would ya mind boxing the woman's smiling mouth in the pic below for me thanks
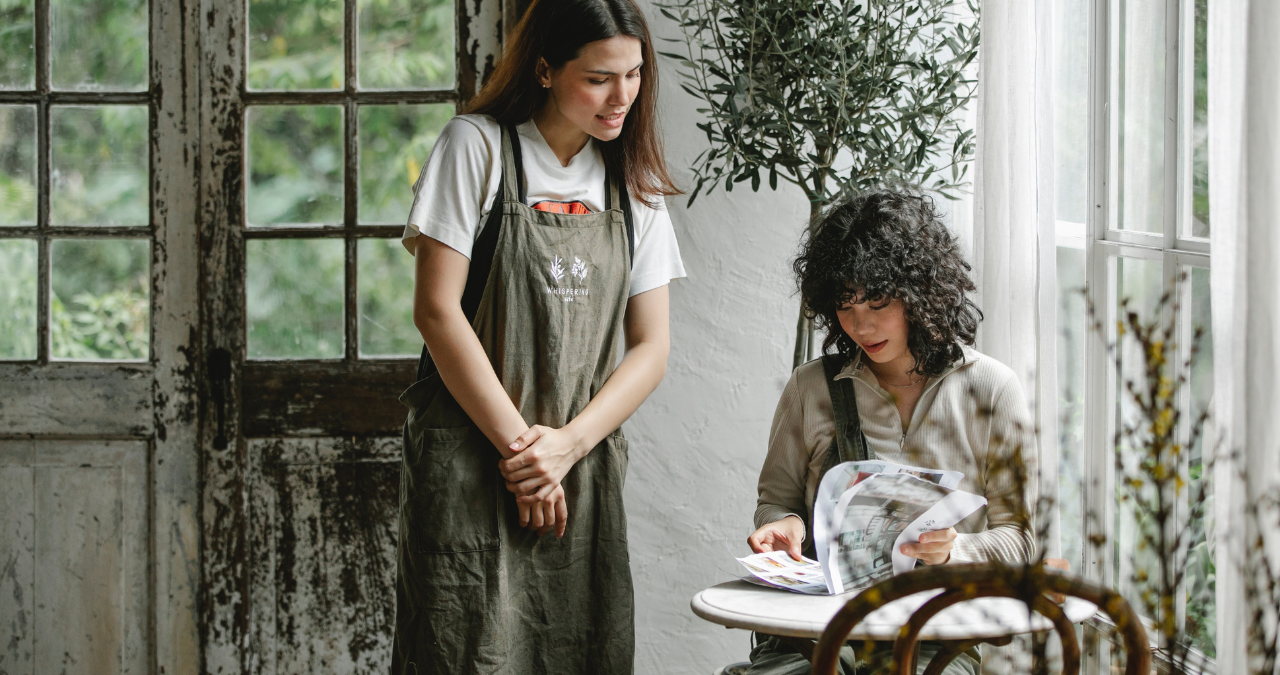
[597,111,626,127]
[862,340,888,354]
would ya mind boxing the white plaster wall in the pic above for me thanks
[622,3,815,672]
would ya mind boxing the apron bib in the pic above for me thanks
[393,124,635,675]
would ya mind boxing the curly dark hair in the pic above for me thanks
[793,189,982,378]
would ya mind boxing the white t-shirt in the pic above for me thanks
[402,115,686,297]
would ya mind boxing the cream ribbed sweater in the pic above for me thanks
[754,346,1038,564]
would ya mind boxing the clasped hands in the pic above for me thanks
[498,425,585,539]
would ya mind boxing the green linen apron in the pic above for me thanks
[393,124,635,675]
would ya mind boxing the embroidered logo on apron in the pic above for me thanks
[548,254,590,302]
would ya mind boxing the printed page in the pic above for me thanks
[812,460,965,589]
[825,473,983,594]
[888,489,989,574]
[736,550,830,595]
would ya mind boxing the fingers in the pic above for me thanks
[788,538,804,561]
[505,476,559,503]
[536,501,554,537]
[517,481,556,503]
[503,464,547,484]
[507,425,547,454]
[530,499,545,531]
[747,532,768,554]
[554,496,568,538]
[917,528,957,544]
[901,529,957,564]
[518,502,532,528]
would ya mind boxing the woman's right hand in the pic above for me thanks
[747,516,807,561]
[518,484,568,538]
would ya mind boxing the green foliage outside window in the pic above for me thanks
[1,0,453,361]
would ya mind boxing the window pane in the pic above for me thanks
[1113,256,1165,621]
[1188,0,1209,238]
[247,105,343,227]
[248,0,342,90]
[1184,266,1214,657]
[358,0,455,90]
[0,0,35,90]
[51,0,148,91]
[246,238,343,358]
[0,238,37,359]
[1115,0,1166,233]
[0,105,36,226]
[358,104,452,224]
[51,106,149,226]
[358,238,417,356]
[1054,0,1089,225]
[1056,245,1086,569]
[50,238,150,360]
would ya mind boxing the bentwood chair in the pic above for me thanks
[810,563,1152,675]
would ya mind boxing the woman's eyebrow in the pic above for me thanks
[586,62,645,75]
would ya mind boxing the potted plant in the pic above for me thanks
[656,0,980,366]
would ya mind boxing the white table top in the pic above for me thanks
[692,580,1097,641]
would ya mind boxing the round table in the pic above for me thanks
[693,579,1097,671]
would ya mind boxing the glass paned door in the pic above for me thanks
[0,1,201,673]
[198,0,500,671]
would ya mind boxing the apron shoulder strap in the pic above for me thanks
[604,166,636,268]
[415,123,517,381]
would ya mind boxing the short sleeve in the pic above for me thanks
[401,116,500,258]
[627,197,686,297]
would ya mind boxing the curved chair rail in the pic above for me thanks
[811,563,1150,675]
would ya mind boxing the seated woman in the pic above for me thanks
[745,190,1038,675]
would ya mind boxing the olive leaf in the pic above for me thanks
[657,0,980,365]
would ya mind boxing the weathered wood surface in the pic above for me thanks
[0,440,149,675]
[241,361,417,437]
[197,0,502,669]
[247,438,401,674]
[0,364,152,438]
[150,0,204,672]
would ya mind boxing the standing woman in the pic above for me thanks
[393,0,684,673]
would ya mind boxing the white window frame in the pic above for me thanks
[1059,0,1214,670]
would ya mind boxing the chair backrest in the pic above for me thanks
[810,563,1151,675]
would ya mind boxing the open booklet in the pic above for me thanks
[737,461,987,595]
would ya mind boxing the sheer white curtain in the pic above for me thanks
[971,0,1059,560]
[1209,0,1280,671]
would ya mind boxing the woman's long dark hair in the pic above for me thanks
[464,0,681,207]
[794,190,982,378]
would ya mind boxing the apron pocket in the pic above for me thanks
[403,425,501,553]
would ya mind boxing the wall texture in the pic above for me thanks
[623,4,815,672]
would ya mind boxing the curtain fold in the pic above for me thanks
[971,0,1060,561]
[1209,0,1280,671]
[970,1,1058,671]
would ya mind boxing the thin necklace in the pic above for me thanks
[881,376,925,389]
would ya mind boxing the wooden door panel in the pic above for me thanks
[241,361,415,438]
[0,440,149,675]
[0,364,153,437]
[247,438,400,674]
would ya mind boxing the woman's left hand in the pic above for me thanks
[900,527,957,565]
[499,425,584,502]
